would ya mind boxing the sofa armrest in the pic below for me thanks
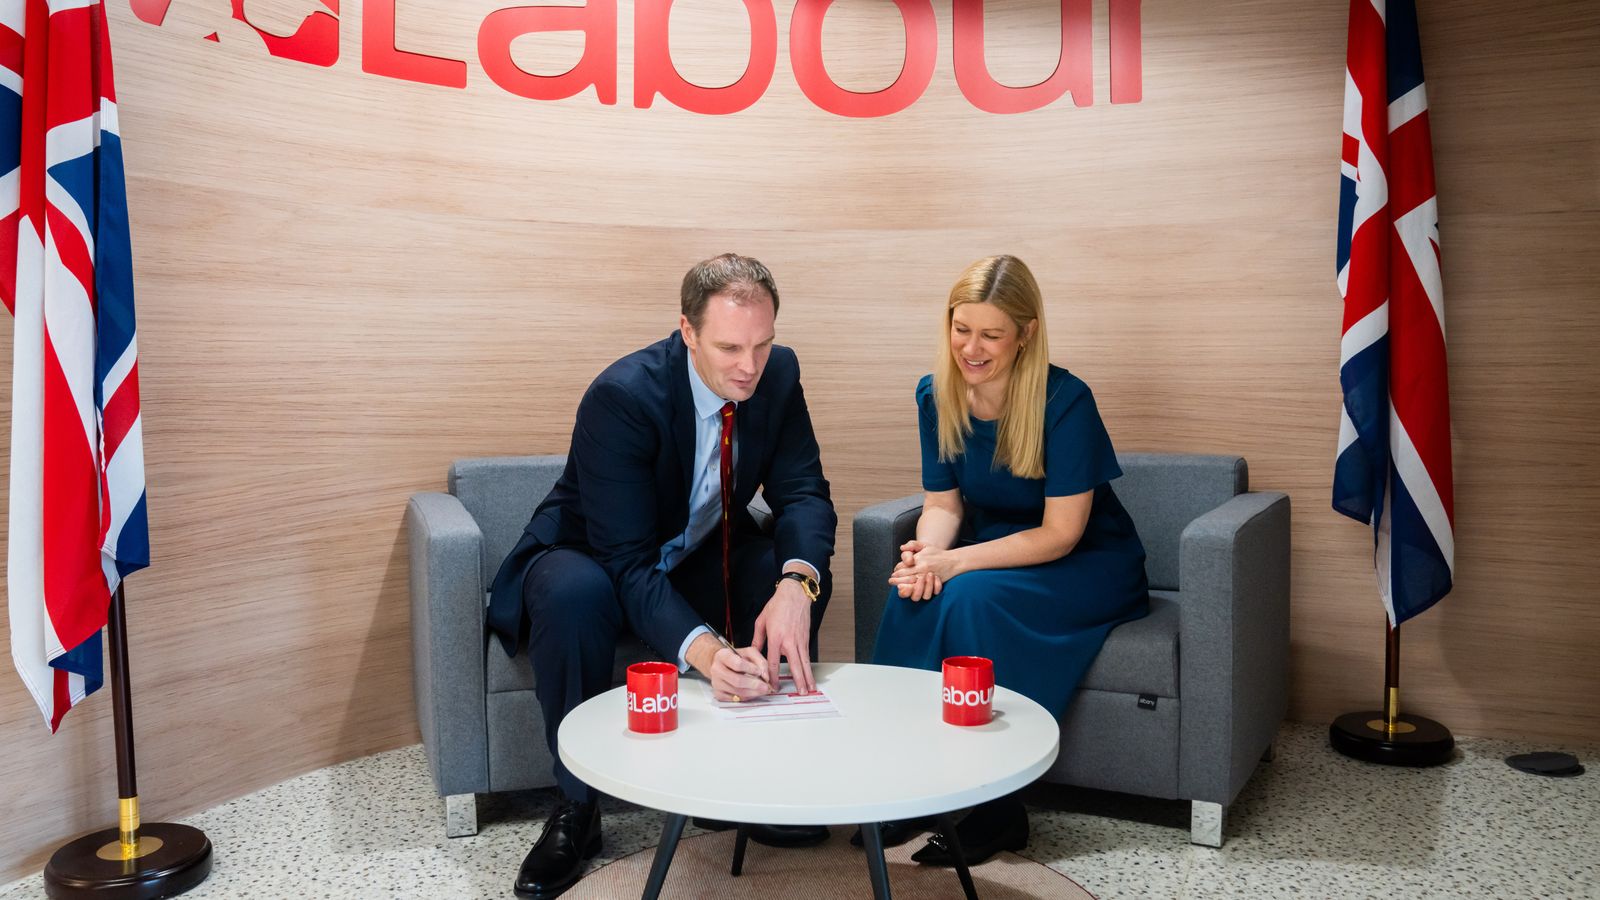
[407,491,490,798]
[1175,490,1292,806]
[851,496,924,663]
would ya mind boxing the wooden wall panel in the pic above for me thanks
[1,0,1596,881]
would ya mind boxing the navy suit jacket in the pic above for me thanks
[487,331,836,661]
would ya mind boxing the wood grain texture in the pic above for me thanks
[1,0,1596,881]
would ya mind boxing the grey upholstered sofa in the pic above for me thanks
[407,455,775,838]
[853,453,1290,847]
[408,457,635,837]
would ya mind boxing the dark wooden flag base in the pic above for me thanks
[43,822,211,900]
[41,587,213,899]
[1329,710,1454,766]
[1329,619,1455,767]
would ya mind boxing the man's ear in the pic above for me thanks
[679,314,696,350]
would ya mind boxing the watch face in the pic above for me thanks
[784,572,818,598]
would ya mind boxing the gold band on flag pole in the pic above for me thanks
[120,796,139,848]
[93,795,167,860]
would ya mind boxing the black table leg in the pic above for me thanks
[860,822,893,900]
[935,812,980,900]
[641,813,687,900]
[730,825,750,876]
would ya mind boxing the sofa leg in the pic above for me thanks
[1261,741,1277,763]
[446,793,479,838]
[1190,801,1224,848]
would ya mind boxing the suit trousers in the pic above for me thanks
[522,533,828,804]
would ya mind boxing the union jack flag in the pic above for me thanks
[1334,0,1453,626]
[2,0,148,731]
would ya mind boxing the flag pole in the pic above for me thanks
[41,585,213,899]
[1328,617,1454,766]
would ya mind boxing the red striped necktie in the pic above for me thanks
[719,401,736,641]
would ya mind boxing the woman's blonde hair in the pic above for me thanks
[933,255,1051,479]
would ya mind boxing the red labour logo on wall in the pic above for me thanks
[130,0,1144,114]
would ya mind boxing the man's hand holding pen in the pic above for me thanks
[687,631,773,702]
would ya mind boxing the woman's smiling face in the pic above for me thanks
[949,301,1024,390]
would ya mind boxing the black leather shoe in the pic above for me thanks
[514,799,602,899]
[745,823,830,848]
[910,800,1027,867]
[849,818,928,849]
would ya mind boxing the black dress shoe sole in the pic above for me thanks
[850,821,927,849]
[513,834,603,900]
[746,825,831,848]
[911,830,1026,867]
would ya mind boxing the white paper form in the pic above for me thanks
[702,675,842,722]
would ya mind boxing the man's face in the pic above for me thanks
[681,290,776,402]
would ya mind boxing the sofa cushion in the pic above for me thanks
[1080,591,1179,698]
[450,456,566,586]
[1112,454,1245,591]
[487,689,551,793]
[1048,688,1180,799]
[486,638,534,693]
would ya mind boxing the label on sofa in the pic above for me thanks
[1138,694,1158,710]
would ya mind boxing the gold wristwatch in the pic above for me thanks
[777,571,821,602]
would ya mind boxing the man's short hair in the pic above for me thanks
[680,253,780,330]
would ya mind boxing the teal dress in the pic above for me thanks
[871,367,1149,717]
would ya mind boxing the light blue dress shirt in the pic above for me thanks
[665,354,818,669]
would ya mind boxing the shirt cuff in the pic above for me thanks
[677,625,712,672]
[782,559,821,583]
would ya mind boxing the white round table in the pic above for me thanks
[558,662,1060,899]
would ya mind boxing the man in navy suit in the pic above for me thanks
[488,254,836,899]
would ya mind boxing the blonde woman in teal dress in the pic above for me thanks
[867,255,1150,865]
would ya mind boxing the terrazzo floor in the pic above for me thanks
[3,723,1595,899]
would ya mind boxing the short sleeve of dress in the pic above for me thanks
[916,375,959,492]
[1044,375,1123,497]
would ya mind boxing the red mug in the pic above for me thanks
[626,662,679,734]
[942,656,995,726]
